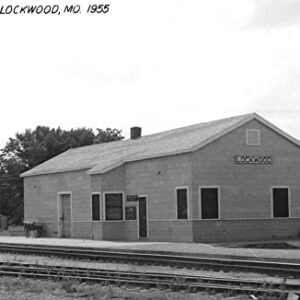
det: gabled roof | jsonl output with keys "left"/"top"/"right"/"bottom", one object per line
{"left": 20, "top": 113, "right": 300, "bottom": 177}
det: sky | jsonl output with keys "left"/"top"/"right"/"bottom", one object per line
{"left": 1, "top": 0, "right": 300, "bottom": 148}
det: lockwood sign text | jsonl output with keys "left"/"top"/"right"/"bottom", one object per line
{"left": 234, "top": 155, "right": 273, "bottom": 165}
{"left": 0, "top": 4, "right": 110, "bottom": 15}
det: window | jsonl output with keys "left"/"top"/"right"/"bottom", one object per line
{"left": 125, "top": 207, "right": 136, "bottom": 220}
{"left": 105, "top": 193, "right": 123, "bottom": 221}
{"left": 176, "top": 188, "right": 188, "bottom": 219}
{"left": 92, "top": 194, "right": 100, "bottom": 221}
{"left": 246, "top": 129, "right": 261, "bottom": 145}
{"left": 272, "top": 188, "right": 289, "bottom": 218}
{"left": 201, "top": 188, "right": 219, "bottom": 219}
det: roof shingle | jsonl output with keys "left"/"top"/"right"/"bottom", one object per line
{"left": 20, "top": 113, "right": 270, "bottom": 177}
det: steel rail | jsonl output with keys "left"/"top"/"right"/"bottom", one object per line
{"left": 0, "top": 261, "right": 298, "bottom": 296}
{"left": 0, "top": 242, "right": 300, "bottom": 278}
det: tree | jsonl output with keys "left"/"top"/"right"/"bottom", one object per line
{"left": 0, "top": 125, "right": 124, "bottom": 224}
{"left": 94, "top": 128, "right": 124, "bottom": 143}
{"left": 0, "top": 153, "right": 24, "bottom": 225}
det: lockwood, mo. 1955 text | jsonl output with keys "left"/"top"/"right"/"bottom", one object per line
{"left": 0, "top": 4, "right": 110, "bottom": 15}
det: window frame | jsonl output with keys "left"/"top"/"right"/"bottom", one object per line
{"left": 271, "top": 186, "right": 290, "bottom": 218}
{"left": 199, "top": 186, "right": 220, "bottom": 220}
{"left": 91, "top": 192, "right": 101, "bottom": 222}
{"left": 103, "top": 191, "right": 125, "bottom": 221}
{"left": 246, "top": 129, "right": 261, "bottom": 146}
{"left": 175, "top": 186, "right": 189, "bottom": 220}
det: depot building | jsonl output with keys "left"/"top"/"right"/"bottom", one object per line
{"left": 21, "top": 113, "right": 300, "bottom": 242}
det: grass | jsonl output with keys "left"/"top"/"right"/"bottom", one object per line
{"left": 0, "top": 256, "right": 288, "bottom": 299}
{"left": 0, "top": 276, "right": 253, "bottom": 300}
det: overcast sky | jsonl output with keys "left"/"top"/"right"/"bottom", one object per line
{"left": 1, "top": 0, "right": 300, "bottom": 148}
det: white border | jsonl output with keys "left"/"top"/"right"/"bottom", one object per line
{"left": 270, "top": 186, "right": 290, "bottom": 218}
{"left": 57, "top": 191, "right": 72, "bottom": 238}
{"left": 103, "top": 191, "right": 125, "bottom": 221}
{"left": 199, "top": 186, "right": 220, "bottom": 220}
{"left": 175, "top": 186, "right": 189, "bottom": 220}
{"left": 138, "top": 194, "right": 148, "bottom": 239}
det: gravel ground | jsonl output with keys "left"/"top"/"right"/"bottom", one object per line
{"left": 0, "top": 252, "right": 299, "bottom": 286}
{"left": 0, "top": 236, "right": 299, "bottom": 299}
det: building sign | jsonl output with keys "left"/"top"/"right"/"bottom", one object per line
{"left": 126, "top": 195, "right": 138, "bottom": 202}
{"left": 234, "top": 155, "right": 272, "bottom": 165}
{"left": 125, "top": 207, "right": 137, "bottom": 220}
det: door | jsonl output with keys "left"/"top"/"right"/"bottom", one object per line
{"left": 138, "top": 196, "right": 147, "bottom": 238}
{"left": 59, "top": 194, "right": 72, "bottom": 238}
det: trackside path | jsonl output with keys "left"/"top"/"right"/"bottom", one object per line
{"left": 1, "top": 236, "right": 300, "bottom": 262}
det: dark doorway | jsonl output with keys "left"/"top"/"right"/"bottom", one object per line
{"left": 138, "top": 197, "right": 147, "bottom": 238}
{"left": 201, "top": 188, "right": 219, "bottom": 219}
{"left": 273, "top": 188, "right": 289, "bottom": 218}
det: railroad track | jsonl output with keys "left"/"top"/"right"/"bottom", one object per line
{"left": 0, "top": 261, "right": 299, "bottom": 297}
{"left": 0, "top": 242, "right": 300, "bottom": 278}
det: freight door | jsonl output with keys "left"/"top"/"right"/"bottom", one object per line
{"left": 138, "top": 197, "right": 147, "bottom": 238}
{"left": 59, "top": 194, "right": 72, "bottom": 238}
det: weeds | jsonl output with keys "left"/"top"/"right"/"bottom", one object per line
{"left": 61, "top": 278, "right": 79, "bottom": 293}
{"left": 0, "top": 273, "right": 283, "bottom": 300}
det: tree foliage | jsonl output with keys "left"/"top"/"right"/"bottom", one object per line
{"left": 94, "top": 128, "right": 124, "bottom": 143}
{"left": 0, "top": 126, "right": 124, "bottom": 224}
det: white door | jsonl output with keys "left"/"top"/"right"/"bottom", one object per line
{"left": 59, "top": 194, "right": 71, "bottom": 238}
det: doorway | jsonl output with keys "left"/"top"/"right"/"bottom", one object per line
{"left": 138, "top": 196, "right": 147, "bottom": 238}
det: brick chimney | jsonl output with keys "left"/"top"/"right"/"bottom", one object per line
{"left": 130, "top": 127, "right": 142, "bottom": 139}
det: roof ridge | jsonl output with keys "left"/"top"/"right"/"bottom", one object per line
{"left": 143, "top": 113, "right": 253, "bottom": 137}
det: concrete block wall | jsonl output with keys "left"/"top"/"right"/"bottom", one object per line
{"left": 148, "top": 220, "right": 193, "bottom": 242}
{"left": 24, "top": 118, "right": 300, "bottom": 243}
{"left": 92, "top": 166, "right": 125, "bottom": 192}
{"left": 24, "top": 169, "right": 91, "bottom": 238}
{"left": 103, "top": 221, "right": 126, "bottom": 240}
{"left": 192, "top": 119, "right": 300, "bottom": 221}
{"left": 40, "top": 222, "right": 58, "bottom": 238}
{"left": 92, "top": 222, "right": 103, "bottom": 240}
{"left": 125, "top": 154, "right": 193, "bottom": 240}
{"left": 125, "top": 155, "right": 192, "bottom": 220}
{"left": 91, "top": 167, "right": 128, "bottom": 241}
{"left": 72, "top": 222, "right": 93, "bottom": 239}
{"left": 89, "top": 155, "right": 193, "bottom": 241}
{"left": 193, "top": 218, "right": 300, "bottom": 242}
{"left": 124, "top": 220, "right": 138, "bottom": 241}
